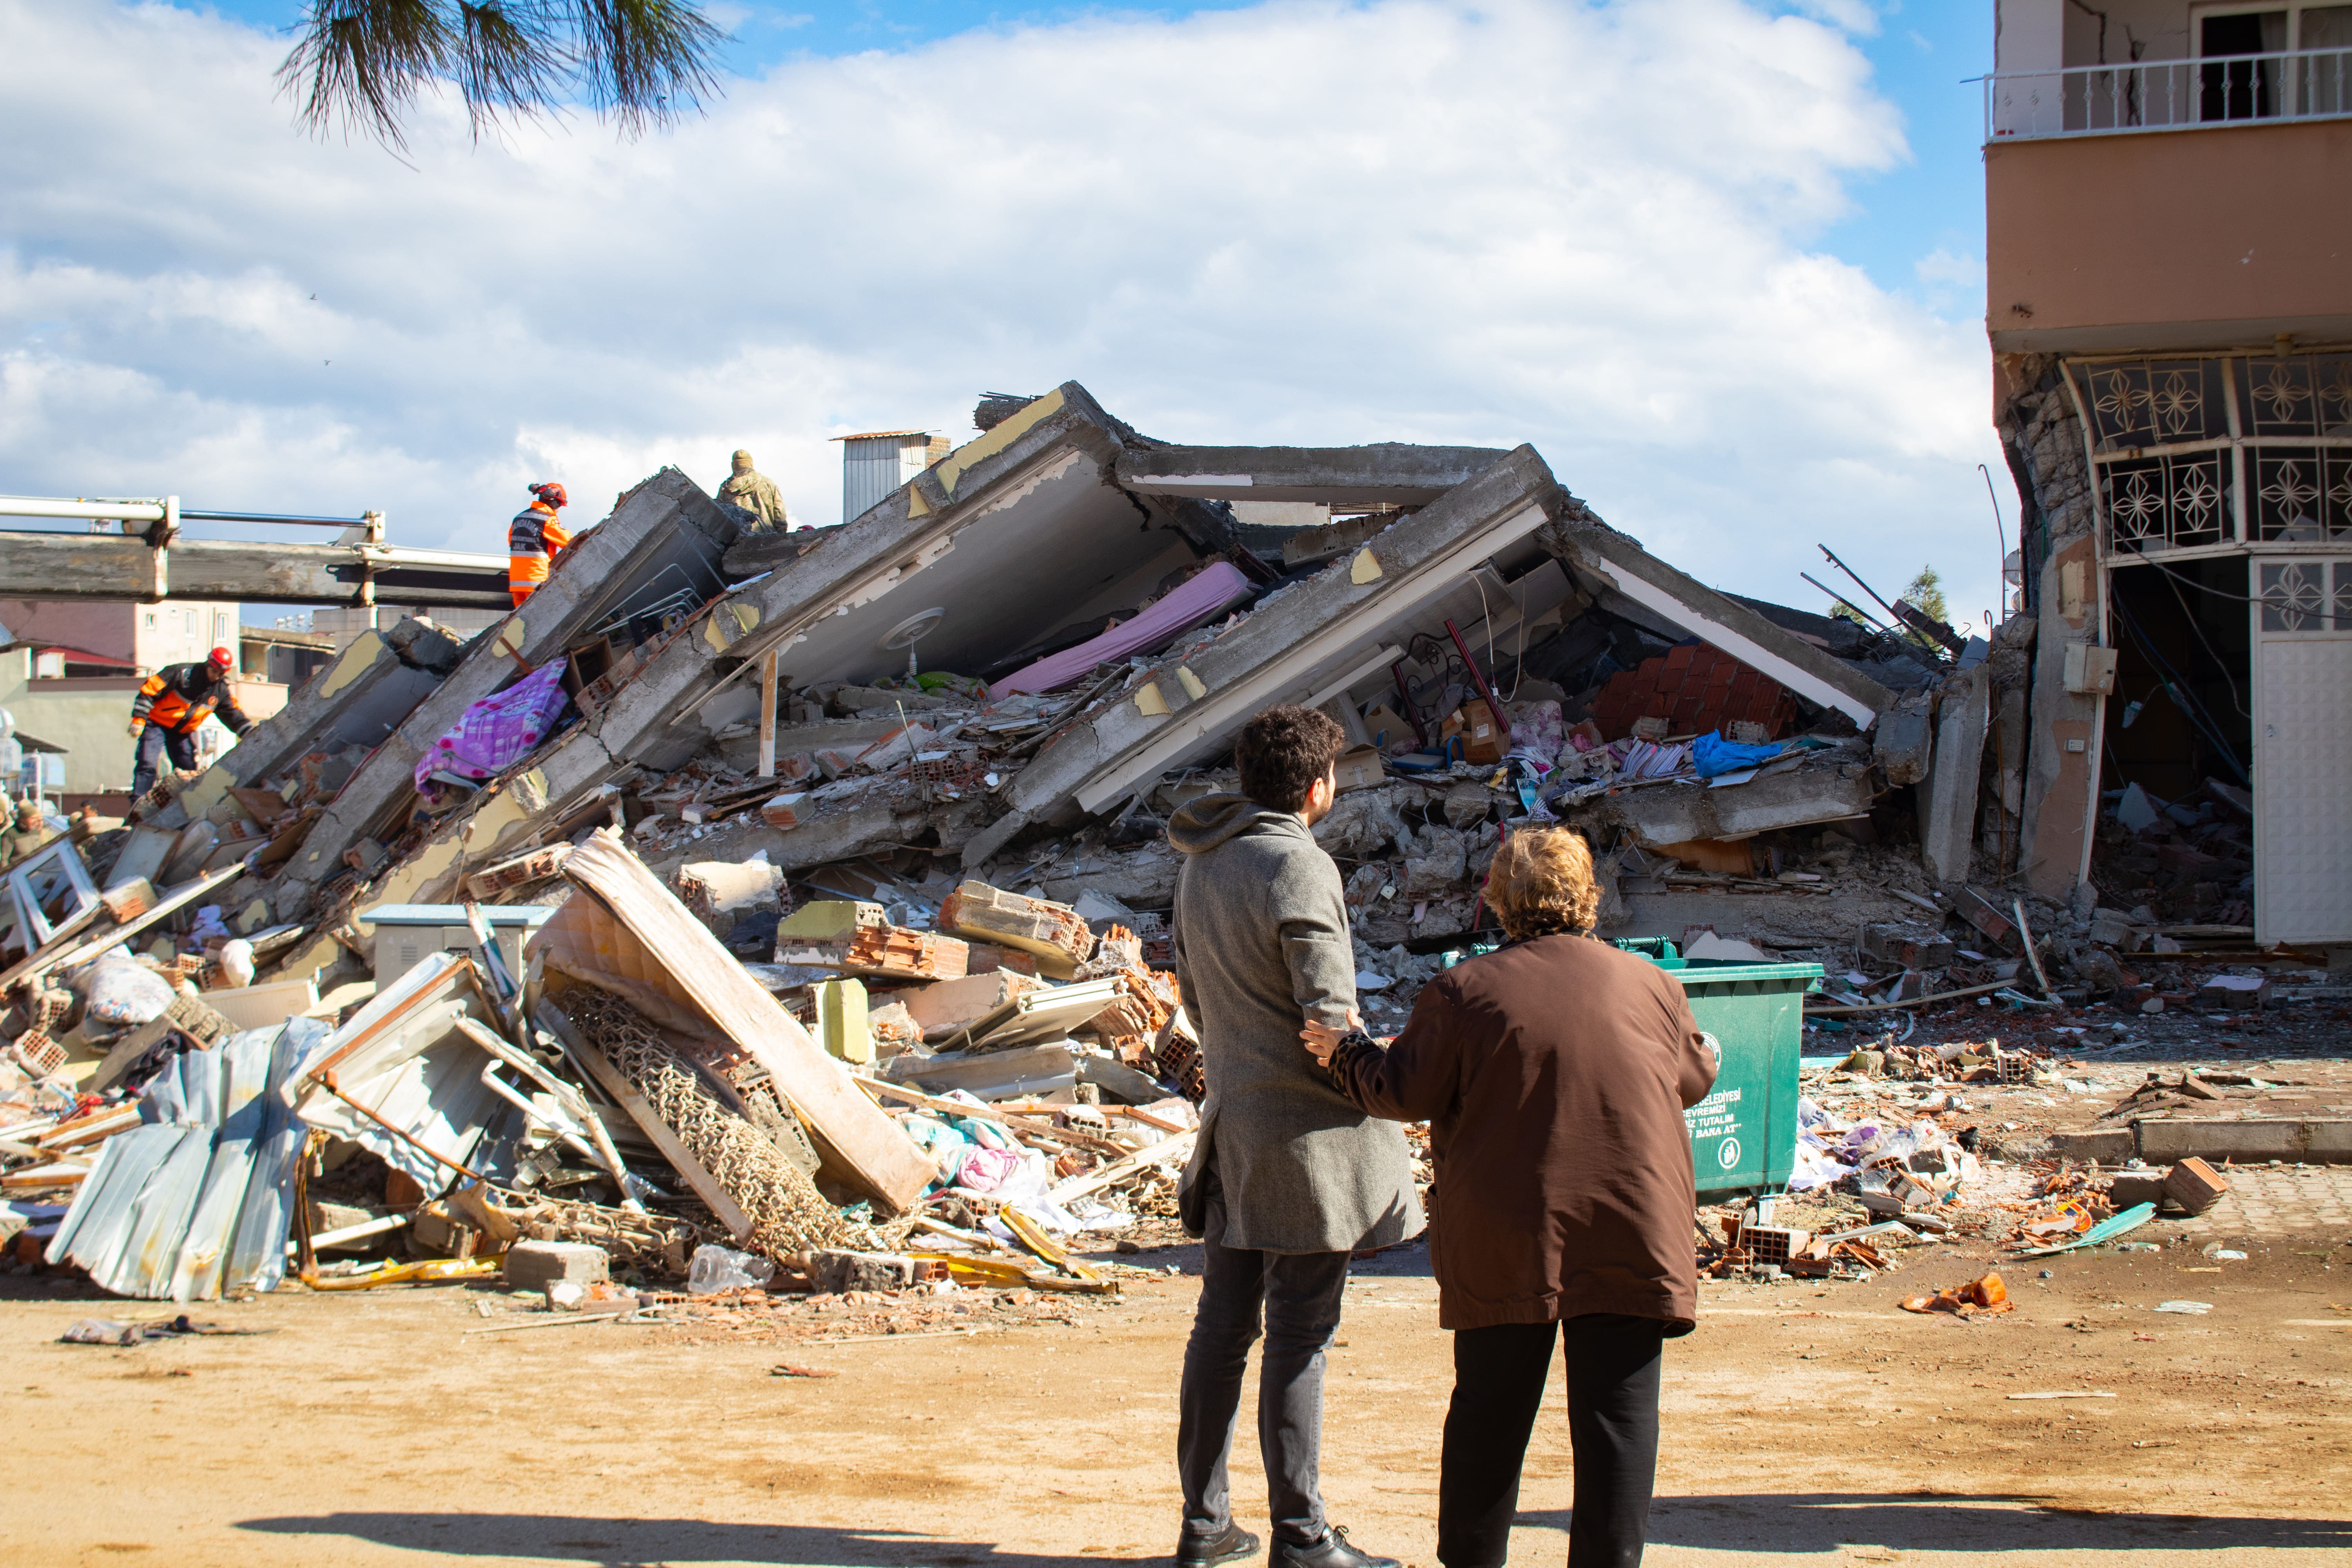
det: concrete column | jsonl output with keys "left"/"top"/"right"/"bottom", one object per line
{"left": 1920, "top": 666, "right": 1992, "bottom": 885}
{"left": 2022, "top": 535, "right": 2102, "bottom": 897}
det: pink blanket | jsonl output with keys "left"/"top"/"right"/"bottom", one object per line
{"left": 414, "top": 660, "right": 572, "bottom": 790}
{"left": 990, "top": 562, "right": 1253, "bottom": 697}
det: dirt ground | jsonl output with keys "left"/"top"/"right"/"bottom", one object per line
{"left": 5, "top": 1212, "right": 2351, "bottom": 1568}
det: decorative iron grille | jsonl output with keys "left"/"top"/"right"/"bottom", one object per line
{"left": 2069, "top": 352, "right": 2352, "bottom": 555}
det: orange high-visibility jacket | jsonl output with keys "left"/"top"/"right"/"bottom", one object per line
{"left": 508, "top": 501, "right": 573, "bottom": 598}
{"left": 131, "top": 662, "right": 251, "bottom": 736}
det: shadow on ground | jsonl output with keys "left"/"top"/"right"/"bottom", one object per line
{"left": 238, "top": 1494, "right": 2352, "bottom": 1564}
{"left": 238, "top": 1515, "right": 1150, "bottom": 1567}
{"left": 1530, "top": 1492, "right": 2352, "bottom": 1554}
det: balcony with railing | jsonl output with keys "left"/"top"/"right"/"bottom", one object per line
{"left": 1986, "top": 45, "right": 2352, "bottom": 140}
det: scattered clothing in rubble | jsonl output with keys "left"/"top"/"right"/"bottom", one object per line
{"left": 414, "top": 660, "right": 572, "bottom": 793}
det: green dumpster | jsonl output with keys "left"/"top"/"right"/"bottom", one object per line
{"left": 1649, "top": 946, "right": 1822, "bottom": 1204}
{"left": 1441, "top": 937, "right": 1820, "bottom": 1203}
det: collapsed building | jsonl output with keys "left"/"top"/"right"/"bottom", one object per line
{"left": 4, "top": 381, "right": 2147, "bottom": 1300}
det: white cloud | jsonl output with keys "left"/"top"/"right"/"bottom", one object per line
{"left": 0, "top": 0, "right": 2006, "bottom": 631}
{"left": 1915, "top": 246, "right": 1985, "bottom": 291}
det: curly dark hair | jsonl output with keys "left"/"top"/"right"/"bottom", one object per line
{"left": 1234, "top": 704, "right": 1348, "bottom": 812}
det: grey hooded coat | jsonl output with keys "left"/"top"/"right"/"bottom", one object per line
{"left": 1167, "top": 793, "right": 1423, "bottom": 1255}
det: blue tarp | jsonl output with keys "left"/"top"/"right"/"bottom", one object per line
{"left": 1690, "top": 730, "right": 1784, "bottom": 779}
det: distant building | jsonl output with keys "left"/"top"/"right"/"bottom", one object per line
{"left": 1985, "top": 0, "right": 2352, "bottom": 942}
{"left": 0, "top": 599, "right": 319, "bottom": 809}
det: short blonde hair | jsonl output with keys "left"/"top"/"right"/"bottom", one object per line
{"left": 1483, "top": 826, "right": 1601, "bottom": 940}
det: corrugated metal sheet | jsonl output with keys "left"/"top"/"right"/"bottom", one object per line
{"left": 841, "top": 434, "right": 935, "bottom": 524}
{"left": 44, "top": 1018, "right": 324, "bottom": 1301}
{"left": 287, "top": 951, "right": 504, "bottom": 1190}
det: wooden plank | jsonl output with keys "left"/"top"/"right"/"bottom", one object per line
{"left": 534, "top": 999, "right": 755, "bottom": 1245}
{"left": 758, "top": 650, "right": 779, "bottom": 779}
{"left": 555, "top": 831, "right": 936, "bottom": 1214}
{"left": 851, "top": 1075, "right": 1127, "bottom": 1156}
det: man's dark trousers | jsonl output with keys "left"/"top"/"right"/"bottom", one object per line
{"left": 130, "top": 726, "right": 198, "bottom": 799}
{"left": 1176, "top": 1161, "right": 1351, "bottom": 1549}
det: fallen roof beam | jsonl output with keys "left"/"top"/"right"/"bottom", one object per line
{"left": 1114, "top": 444, "right": 1510, "bottom": 506}
{"left": 981, "top": 446, "right": 1566, "bottom": 848}
{"left": 1543, "top": 520, "right": 1894, "bottom": 729}
{"left": 0, "top": 531, "right": 512, "bottom": 609}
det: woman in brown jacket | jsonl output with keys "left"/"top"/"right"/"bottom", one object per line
{"left": 1307, "top": 827, "right": 1717, "bottom": 1568}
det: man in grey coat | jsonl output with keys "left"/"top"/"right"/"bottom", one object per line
{"left": 1167, "top": 704, "right": 1422, "bottom": 1568}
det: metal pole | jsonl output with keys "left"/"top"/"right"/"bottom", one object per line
{"left": 758, "top": 652, "right": 779, "bottom": 779}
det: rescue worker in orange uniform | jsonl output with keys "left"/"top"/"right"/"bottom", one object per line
{"left": 129, "top": 646, "right": 251, "bottom": 797}
{"left": 509, "top": 481, "right": 572, "bottom": 607}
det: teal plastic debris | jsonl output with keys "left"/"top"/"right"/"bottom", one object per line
{"left": 2009, "top": 1201, "right": 2158, "bottom": 1258}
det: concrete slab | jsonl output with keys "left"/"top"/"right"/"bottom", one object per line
{"left": 1114, "top": 443, "right": 1508, "bottom": 506}
{"left": 274, "top": 469, "right": 740, "bottom": 918}
{"left": 2135, "top": 1117, "right": 2352, "bottom": 1164}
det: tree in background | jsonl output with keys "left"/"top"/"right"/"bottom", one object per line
{"left": 279, "top": 0, "right": 724, "bottom": 152}
{"left": 1902, "top": 566, "right": 1950, "bottom": 628}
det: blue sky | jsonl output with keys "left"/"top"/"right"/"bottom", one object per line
{"left": 5, "top": 1, "right": 2010, "bottom": 628}
{"left": 190, "top": 0, "right": 1993, "bottom": 306}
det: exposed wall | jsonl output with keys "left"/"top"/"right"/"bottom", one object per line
{"left": 1995, "top": 354, "right": 2105, "bottom": 898}
{"left": 1987, "top": 119, "right": 2352, "bottom": 352}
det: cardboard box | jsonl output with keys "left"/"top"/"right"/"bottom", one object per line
{"left": 1358, "top": 703, "right": 1414, "bottom": 753}
{"left": 1440, "top": 700, "right": 1506, "bottom": 764}
{"left": 1332, "top": 745, "right": 1387, "bottom": 793}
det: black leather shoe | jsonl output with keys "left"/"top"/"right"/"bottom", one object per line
{"left": 1176, "top": 1523, "right": 1262, "bottom": 1568}
{"left": 1273, "top": 1526, "right": 1399, "bottom": 1568}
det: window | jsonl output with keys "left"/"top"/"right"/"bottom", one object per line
{"left": 213, "top": 612, "right": 229, "bottom": 643}
{"left": 183, "top": 609, "right": 195, "bottom": 635}
{"left": 2195, "top": 3, "right": 2352, "bottom": 119}
{"left": 2069, "top": 351, "right": 2352, "bottom": 554}
{"left": 143, "top": 612, "right": 156, "bottom": 629}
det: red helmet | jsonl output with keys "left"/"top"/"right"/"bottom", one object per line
{"left": 529, "top": 481, "right": 567, "bottom": 508}
{"left": 207, "top": 646, "right": 234, "bottom": 670}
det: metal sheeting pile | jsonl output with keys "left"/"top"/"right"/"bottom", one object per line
{"left": 47, "top": 1018, "right": 327, "bottom": 1300}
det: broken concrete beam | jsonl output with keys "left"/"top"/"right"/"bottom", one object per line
{"left": 271, "top": 469, "right": 742, "bottom": 920}
{"left": 995, "top": 447, "right": 1569, "bottom": 834}
{"left": 1113, "top": 443, "right": 1510, "bottom": 506}
{"left": 1919, "top": 666, "right": 1991, "bottom": 886}
{"left": 899, "top": 971, "right": 1046, "bottom": 1042}
{"left": 146, "top": 619, "right": 462, "bottom": 834}
{"left": 1873, "top": 691, "right": 1935, "bottom": 786}
{"left": 1595, "top": 759, "right": 1881, "bottom": 847}
{"left": 940, "top": 882, "right": 1093, "bottom": 978}
{"left": 674, "top": 859, "right": 784, "bottom": 938}
{"left": 502, "top": 1239, "right": 611, "bottom": 1289}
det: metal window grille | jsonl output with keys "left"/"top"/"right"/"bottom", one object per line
{"left": 2067, "top": 352, "right": 2352, "bottom": 558}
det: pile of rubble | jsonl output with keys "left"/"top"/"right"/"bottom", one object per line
{"left": 3, "top": 384, "right": 2114, "bottom": 1316}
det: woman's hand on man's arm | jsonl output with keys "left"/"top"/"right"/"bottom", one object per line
{"left": 1300, "top": 1007, "right": 1364, "bottom": 1064}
